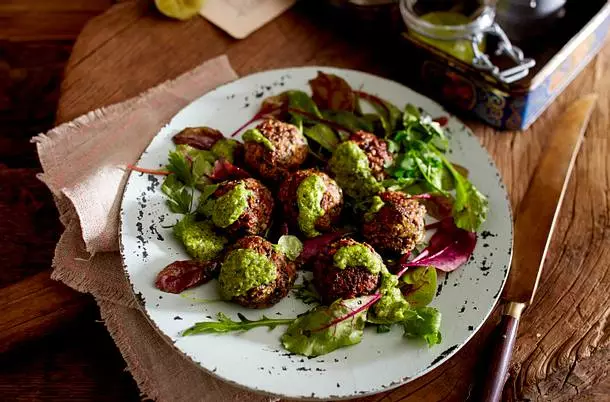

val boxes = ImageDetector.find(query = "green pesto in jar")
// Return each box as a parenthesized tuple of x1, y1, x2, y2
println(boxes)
(296, 174, 327, 238)
(218, 248, 277, 299)
(173, 215, 227, 261)
(202, 182, 252, 228)
(242, 128, 275, 151)
(328, 141, 382, 199)
(211, 138, 240, 163)
(333, 244, 385, 275)
(364, 195, 385, 222)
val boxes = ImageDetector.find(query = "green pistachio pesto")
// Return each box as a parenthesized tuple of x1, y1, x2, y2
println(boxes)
(328, 141, 382, 199)
(218, 248, 277, 299)
(173, 216, 227, 261)
(211, 138, 240, 163)
(243, 128, 275, 151)
(202, 182, 252, 228)
(296, 174, 326, 238)
(364, 195, 385, 222)
(372, 274, 413, 323)
(333, 244, 385, 275)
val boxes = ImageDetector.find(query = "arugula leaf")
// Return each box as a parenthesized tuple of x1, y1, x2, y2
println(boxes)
(303, 124, 339, 152)
(402, 307, 442, 346)
(167, 150, 194, 186)
(436, 151, 488, 232)
(277, 235, 303, 261)
(183, 312, 294, 336)
(281, 295, 378, 357)
(308, 71, 357, 112)
(401, 266, 437, 307)
(161, 174, 193, 214)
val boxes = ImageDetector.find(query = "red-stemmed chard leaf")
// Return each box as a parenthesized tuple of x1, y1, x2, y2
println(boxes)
(173, 127, 224, 150)
(155, 260, 219, 294)
(312, 294, 381, 332)
(208, 159, 251, 182)
(309, 71, 357, 112)
(397, 218, 476, 275)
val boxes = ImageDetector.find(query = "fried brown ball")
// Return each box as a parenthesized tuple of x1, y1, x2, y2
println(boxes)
(362, 191, 426, 255)
(200, 178, 274, 237)
(277, 169, 343, 238)
(312, 238, 383, 304)
(348, 131, 393, 181)
(219, 236, 296, 309)
(243, 119, 309, 181)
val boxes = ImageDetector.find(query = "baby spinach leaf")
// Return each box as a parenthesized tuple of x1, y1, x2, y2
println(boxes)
(322, 110, 374, 133)
(183, 312, 294, 335)
(401, 266, 437, 307)
(281, 295, 379, 357)
(402, 307, 442, 347)
(303, 124, 340, 152)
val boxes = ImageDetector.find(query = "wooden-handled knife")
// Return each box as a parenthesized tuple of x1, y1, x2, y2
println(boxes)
(479, 94, 598, 402)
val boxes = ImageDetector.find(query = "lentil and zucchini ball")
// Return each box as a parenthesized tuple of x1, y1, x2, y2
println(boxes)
(243, 119, 309, 181)
(362, 191, 426, 255)
(348, 130, 393, 181)
(218, 235, 296, 309)
(312, 238, 384, 304)
(277, 169, 343, 238)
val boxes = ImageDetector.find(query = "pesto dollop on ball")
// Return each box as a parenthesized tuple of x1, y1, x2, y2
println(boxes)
(277, 169, 343, 238)
(242, 119, 309, 181)
(198, 178, 274, 238)
(328, 131, 392, 199)
(312, 238, 385, 304)
(219, 236, 296, 309)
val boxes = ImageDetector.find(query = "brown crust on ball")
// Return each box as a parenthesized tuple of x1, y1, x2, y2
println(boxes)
(212, 178, 274, 237)
(277, 169, 343, 236)
(348, 131, 393, 181)
(312, 238, 381, 304)
(228, 236, 297, 309)
(243, 119, 308, 181)
(362, 191, 426, 255)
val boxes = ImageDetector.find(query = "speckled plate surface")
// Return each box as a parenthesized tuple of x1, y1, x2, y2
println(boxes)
(120, 67, 512, 400)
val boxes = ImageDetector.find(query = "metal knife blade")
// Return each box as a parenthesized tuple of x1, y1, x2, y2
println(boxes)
(503, 94, 598, 305)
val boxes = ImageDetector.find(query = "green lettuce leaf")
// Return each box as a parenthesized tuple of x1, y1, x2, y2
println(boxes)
(401, 266, 437, 307)
(281, 296, 374, 357)
(402, 307, 442, 346)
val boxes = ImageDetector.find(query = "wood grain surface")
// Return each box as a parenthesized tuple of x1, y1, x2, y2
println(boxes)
(3, 0, 609, 400)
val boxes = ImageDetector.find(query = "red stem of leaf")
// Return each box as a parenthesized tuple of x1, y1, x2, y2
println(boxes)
(354, 90, 390, 116)
(230, 112, 265, 137)
(312, 294, 382, 332)
(126, 164, 171, 176)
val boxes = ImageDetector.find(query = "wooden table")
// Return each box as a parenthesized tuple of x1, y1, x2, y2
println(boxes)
(2, 0, 610, 400)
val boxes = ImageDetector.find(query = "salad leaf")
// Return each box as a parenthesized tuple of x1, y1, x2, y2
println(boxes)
(298, 230, 351, 265)
(376, 324, 392, 333)
(401, 266, 437, 307)
(322, 110, 374, 133)
(355, 90, 402, 137)
(183, 312, 294, 336)
(175, 144, 216, 189)
(406, 219, 476, 272)
(167, 150, 194, 186)
(281, 295, 379, 357)
(292, 277, 320, 305)
(438, 152, 488, 232)
(402, 307, 442, 346)
(208, 159, 251, 182)
(308, 71, 357, 112)
(155, 259, 219, 294)
(303, 124, 340, 152)
(286, 90, 323, 119)
(161, 174, 192, 214)
(172, 126, 224, 150)
(400, 104, 449, 151)
(277, 235, 303, 261)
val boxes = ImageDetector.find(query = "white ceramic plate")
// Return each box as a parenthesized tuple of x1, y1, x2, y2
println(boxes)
(120, 67, 512, 400)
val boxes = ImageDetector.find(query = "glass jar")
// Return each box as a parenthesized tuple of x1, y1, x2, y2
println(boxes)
(399, 0, 535, 83)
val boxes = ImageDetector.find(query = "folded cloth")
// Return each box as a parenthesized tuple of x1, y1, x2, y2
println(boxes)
(33, 55, 275, 402)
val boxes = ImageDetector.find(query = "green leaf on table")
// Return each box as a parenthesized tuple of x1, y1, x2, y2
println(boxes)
(402, 306, 442, 346)
(401, 266, 437, 307)
(161, 174, 193, 214)
(183, 312, 294, 335)
(277, 235, 303, 261)
(281, 296, 376, 357)
(303, 124, 340, 152)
